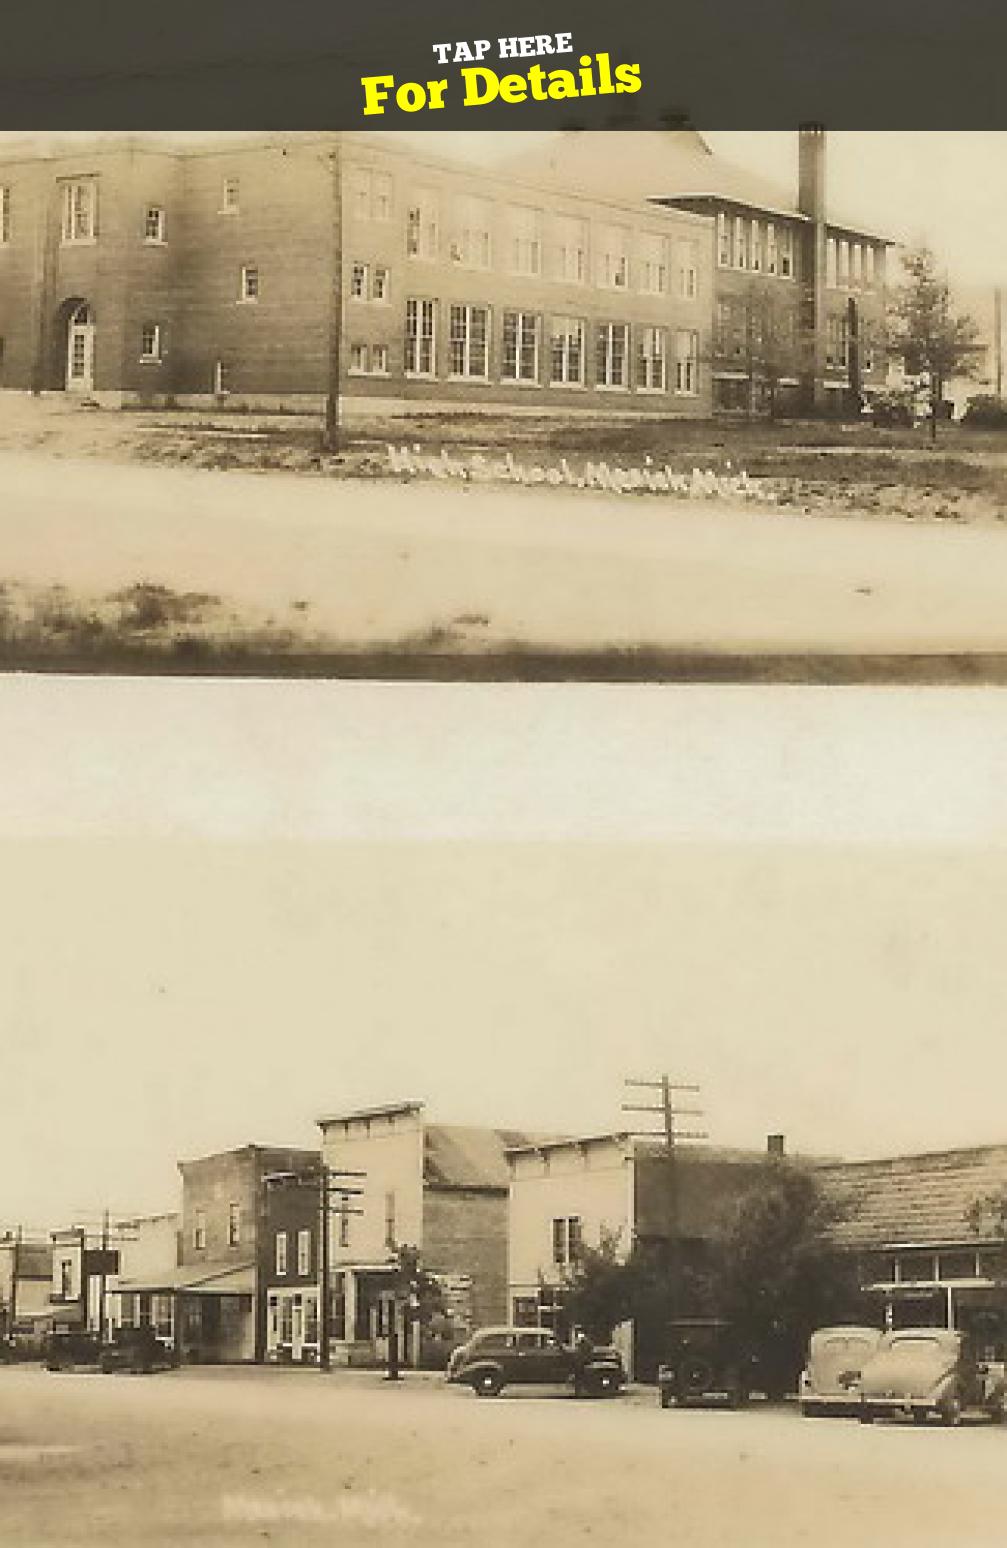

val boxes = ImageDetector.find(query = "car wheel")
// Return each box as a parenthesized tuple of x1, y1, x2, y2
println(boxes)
(590, 1370, 619, 1398)
(858, 1406, 875, 1424)
(473, 1370, 503, 1398)
(659, 1385, 673, 1409)
(938, 1395, 962, 1428)
(912, 1410, 929, 1426)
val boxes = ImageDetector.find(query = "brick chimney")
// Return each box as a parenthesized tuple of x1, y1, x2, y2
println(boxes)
(798, 124, 826, 221)
(767, 1133, 786, 1158)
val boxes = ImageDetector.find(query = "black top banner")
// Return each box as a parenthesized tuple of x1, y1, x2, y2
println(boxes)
(2, 0, 1005, 130)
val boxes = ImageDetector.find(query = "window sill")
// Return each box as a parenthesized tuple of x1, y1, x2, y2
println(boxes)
(218, 208, 240, 216)
(139, 357, 163, 365)
(549, 381, 587, 390)
(143, 238, 167, 247)
(61, 237, 97, 248)
(595, 384, 630, 393)
(236, 298, 259, 306)
(500, 378, 542, 388)
(637, 386, 668, 396)
(447, 375, 492, 385)
(348, 370, 391, 378)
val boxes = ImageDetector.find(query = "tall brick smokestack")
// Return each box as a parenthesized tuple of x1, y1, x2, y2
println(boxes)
(798, 124, 827, 411)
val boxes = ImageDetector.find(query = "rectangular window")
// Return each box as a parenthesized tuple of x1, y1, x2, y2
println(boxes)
(221, 177, 240, 213)
(826, 312, 850, 371)
(597, 224, 629, 289)
(59, 1258, 74, 1299)
(304, 1292, 319, 1345)
(551, 1216, 583, 1266)
(451, 195, 492, 270)
(749, 218, 762, 273)
(384, 1191, 397, 1248)
(372, 342, 389, 375)
(864, 244, 876, 288)
(406, 189, 438, 260)
(279, 1296, 293, 1344)
(61, 180, 97, 244)
(766, 222, 778, 276)
(140, 323, 162, 361)
(675, 329, 699, 395)
(734, 216, 748, 271)
(227, 1202, 240, 1247)
(508, 204, 543, 277)
(372, 266, 390, 302)
(826, 236, 837, 289)
(596, 322, 629, 388)
(144, 205, 165, 243)
(405, 297, 436, 376)
(448, 303, 489, 379)
(349, 168, 392, 222)
(155, 1295, 172, 1337)
(120, 1291, 136, 1327)
(549, 315, 585, 385)
(637, 325, 667, 391)
(275, 1232, 288, 1276)
(297, 1228, 311, 1276)
(0, 186, 10, 244)
(716, 212, 732, 268)
(193, 1209, 206, 1251)
(675, 239, 698, 300)
(338, 1203, 351, 1249)
(502, 310, 540, 383)
(240, 265, 259, 302)
(350, 262, 368, 299)
(549, 213, 587, 283)
(349, 342, 369, 374)
(779, 226, 794, 278)
(851, 242, 862, 288)
(837, 238, 850, 287)
(637, 232, 668, 296)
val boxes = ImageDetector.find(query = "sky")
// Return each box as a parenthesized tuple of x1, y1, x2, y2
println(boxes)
(5, 679, 1007, 1232)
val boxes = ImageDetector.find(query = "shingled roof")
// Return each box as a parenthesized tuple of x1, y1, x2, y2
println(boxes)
(423, 1125, 561, 1191)
(817, 1145, 1007, 1250)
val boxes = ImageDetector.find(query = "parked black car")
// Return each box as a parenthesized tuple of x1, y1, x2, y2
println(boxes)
(657, 1318, 767, 1408)
(446, 1326, 625, 1398)
(99, 1325, 177, 1375)
(44, 1328, 103, 1372)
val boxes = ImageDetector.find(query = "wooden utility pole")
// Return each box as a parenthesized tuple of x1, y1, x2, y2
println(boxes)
(995, 287, 1003, 403)
(622, 1076, 707, 1312)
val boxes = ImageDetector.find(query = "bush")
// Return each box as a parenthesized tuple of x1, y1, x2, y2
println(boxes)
(963, 394, 1007, 429)
(868, 389, 915, 428)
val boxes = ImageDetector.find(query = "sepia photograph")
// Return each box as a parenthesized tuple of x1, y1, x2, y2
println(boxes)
(1, 128, 1007, 681)
(3, 679, 1007, 1544)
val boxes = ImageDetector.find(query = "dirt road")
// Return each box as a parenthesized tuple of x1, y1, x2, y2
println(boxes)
(4, 446, 1007, 660)
(1, 1365, 1003, 1548)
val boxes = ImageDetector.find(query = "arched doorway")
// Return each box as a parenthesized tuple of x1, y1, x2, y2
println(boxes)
(65, 301, 95, 393)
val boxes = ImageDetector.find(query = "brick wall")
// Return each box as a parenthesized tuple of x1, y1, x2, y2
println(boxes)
(422, 1186, 509, 1329)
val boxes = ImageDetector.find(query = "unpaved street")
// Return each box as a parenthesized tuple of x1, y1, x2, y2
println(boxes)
(0, 1365, 1004, 1548)
(5, 447, 1007, 658)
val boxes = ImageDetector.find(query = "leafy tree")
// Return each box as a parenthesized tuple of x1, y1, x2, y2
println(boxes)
(888, 245, 983, 442)
(706, 1159, 863, 1393)
(560, 1227, 640, 1342)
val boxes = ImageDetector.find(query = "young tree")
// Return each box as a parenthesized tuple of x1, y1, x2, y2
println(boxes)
(560, 1228, 638, 1343)
(889, 245, 982, 442)
(707, 1159, 863, 1395)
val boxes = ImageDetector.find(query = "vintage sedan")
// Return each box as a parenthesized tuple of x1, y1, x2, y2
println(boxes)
(799, 1325, 884, 1417)
(446, 1326, 625, 1398)
(858, 1328, 1007, 1426)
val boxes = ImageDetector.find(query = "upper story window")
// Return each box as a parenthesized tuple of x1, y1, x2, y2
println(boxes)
(448, 303, 489, 379)
(864, 244, 876, 289)
(0, 187, 10, 245)
(826, 236, 837, 288)
(551, 1215, 583, 1266)
(716, 212, 731, 268)
(144, 205, 165, 243)
(227, 1202, 241, 1246)
(765, 222, 778, 276)
(548, 213, 587, 284)
(637, 232, 668, 296)
(675, 329, 699, 395)
(637, 325, 667, 391)
(405, 297, 436, 376)
(61, 179, 97, 244)
(837, 237, 850, 288)
(406, 189, 438, 261)
(451, 194, 492, 270)
(275, 1231, 288, 1276)
(549, 315, 585, 386)
(502, 309, 540, 383)
(749, 218, 763, 274)
(508, 204, 542, 278)
(596, 322, 629, 387)
(733, 216, 749, 271)
(675, 239, 698, 300)
(193, 1208, 207, 1251)
(778, 226, 794, 279)
(349, 167, 393, 223)
(850, 241, 863, 288)
(221, 177, 240, 214)
(240, 264, 259, 302)
(59, 1257, 74, 1299)
(297, 1228, 311, 1276)
(596, 224, 629, 290)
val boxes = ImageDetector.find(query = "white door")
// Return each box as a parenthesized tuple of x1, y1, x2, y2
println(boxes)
(66, 303, 95, 393)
